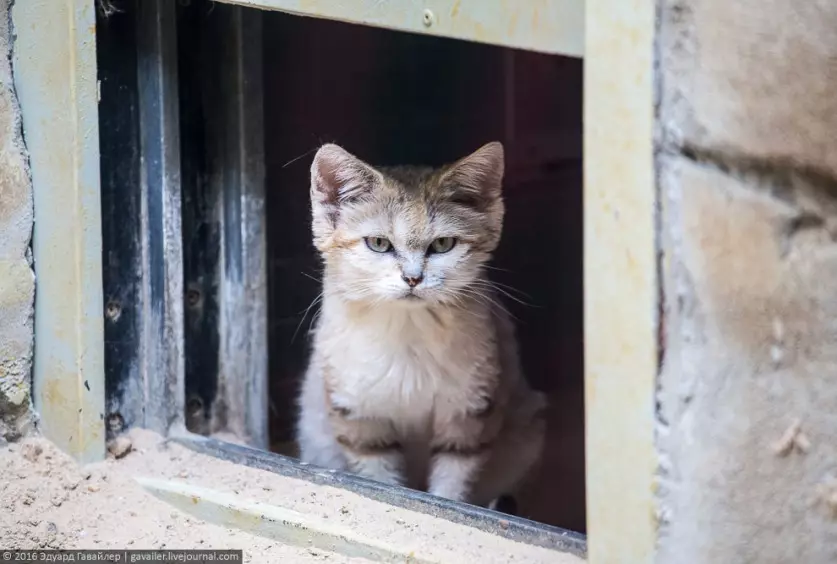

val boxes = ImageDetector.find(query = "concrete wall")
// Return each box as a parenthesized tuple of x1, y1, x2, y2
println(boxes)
(657, 1, 837, 562)
(0, 0, 34, 441)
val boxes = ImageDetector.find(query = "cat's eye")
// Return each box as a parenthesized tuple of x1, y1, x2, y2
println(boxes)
(428, 237, 457, 254)
(365, 236, 393, 253)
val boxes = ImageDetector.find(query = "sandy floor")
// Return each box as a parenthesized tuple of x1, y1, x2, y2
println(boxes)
(0, 430, 582, 563)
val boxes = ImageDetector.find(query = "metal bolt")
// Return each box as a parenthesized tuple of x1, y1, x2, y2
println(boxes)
(107, 412, 125, 433)
(422, 9, 435, 27)
(186, 288, 202, 307)
(187, 395, 204, 415)
(105, 300, 122, 321)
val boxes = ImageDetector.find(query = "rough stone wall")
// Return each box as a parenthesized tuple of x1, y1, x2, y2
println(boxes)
(657, 1, 837, 562)
(0, 0, 34, 441)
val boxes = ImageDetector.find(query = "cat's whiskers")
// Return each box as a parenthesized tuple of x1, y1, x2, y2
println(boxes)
(456, 286, 517, 321)
(479, 277, 533, 301)
(482, 264, 512, 273)
(281, 147, 319, 169)
(292, 292, 324, 343)
(300, 270, 323, 283)
(470, 279, 534, 307)
(453, 287, 494, 312)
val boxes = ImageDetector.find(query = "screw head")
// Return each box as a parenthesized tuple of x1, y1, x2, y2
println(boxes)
(105, 300, 122, 321)
(422, 9, 435, 27)
(107, 413, 124, 433)
(186, 287, 202, 307)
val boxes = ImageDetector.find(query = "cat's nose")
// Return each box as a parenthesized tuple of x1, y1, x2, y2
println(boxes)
(402, 274, 423, 288)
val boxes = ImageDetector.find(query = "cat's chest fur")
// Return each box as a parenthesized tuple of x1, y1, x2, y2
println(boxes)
(317, 301, 495, 425)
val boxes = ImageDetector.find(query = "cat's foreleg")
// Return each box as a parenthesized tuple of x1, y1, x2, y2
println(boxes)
(427, 447, 488, 502)
(428, 397, 502, 503)
(329, 407, 407, 486)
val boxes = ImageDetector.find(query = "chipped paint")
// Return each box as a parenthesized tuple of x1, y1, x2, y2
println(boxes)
(583, 0, 657, 562)
(213, 0, 583, 57)
(12, 0, 106, 462)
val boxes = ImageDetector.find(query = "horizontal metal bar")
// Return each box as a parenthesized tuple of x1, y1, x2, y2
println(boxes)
(213, 0, 584, 58)
(173, 433, 587, 557)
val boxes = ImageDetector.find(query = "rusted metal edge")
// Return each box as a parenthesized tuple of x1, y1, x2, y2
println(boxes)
(173, 434, 588, 557)
(12, 0, 106, 462)
(212, 0, 584, 58)
(136, 477, 439, 563)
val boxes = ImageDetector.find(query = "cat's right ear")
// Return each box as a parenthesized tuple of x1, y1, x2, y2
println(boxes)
(310, 144, 379, 209)
(310, 144, 380, 249)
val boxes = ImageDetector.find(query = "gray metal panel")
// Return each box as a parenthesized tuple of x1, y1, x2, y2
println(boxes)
(205, 5, 269, 449)
(135, 0, 186, 434)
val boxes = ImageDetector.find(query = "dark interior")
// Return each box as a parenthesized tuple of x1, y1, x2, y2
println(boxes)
(261, 13, 585, 532)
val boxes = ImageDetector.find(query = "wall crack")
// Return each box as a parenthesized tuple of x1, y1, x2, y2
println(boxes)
(668, 143, 837, 257)
(676, 144, 837, 207)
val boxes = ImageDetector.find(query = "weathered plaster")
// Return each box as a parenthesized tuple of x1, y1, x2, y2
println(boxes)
(660, 0, 837, 177)
(0, 0, 35, 441)
(658, 1, 837, 562)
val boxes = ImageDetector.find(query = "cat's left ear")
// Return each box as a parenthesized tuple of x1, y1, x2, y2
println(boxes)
(438, 141, 505, 209)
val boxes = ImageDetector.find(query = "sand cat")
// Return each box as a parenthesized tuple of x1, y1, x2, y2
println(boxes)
(296, 141, 545, 509)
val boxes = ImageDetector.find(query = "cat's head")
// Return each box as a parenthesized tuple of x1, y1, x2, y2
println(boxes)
(310, 142, 505, 306)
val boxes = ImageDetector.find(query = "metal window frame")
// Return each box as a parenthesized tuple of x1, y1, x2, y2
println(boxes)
(216, 0, 584, 58)
(93, 0, 268, 447)
(96, 0, 187, 438)
(14, 0, 658, 561)
(13, 0, 106, 464)
(584, 0, 657, 562)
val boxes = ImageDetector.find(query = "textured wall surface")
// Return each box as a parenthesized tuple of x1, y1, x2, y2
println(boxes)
(0, 0, 34, 441)
(657, 1, 837, 562)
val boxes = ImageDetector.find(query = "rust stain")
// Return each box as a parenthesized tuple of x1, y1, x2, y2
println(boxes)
(470, 22, 490, 42)
(450, 0, 461, 18)
(43, 378, 68, 408)
(625, 248, 637, 272)
(227, 508, 263, 529)
(506, 8, 521, 38)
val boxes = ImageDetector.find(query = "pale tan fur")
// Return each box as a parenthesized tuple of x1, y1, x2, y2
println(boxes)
(296, 142, 546, 507)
